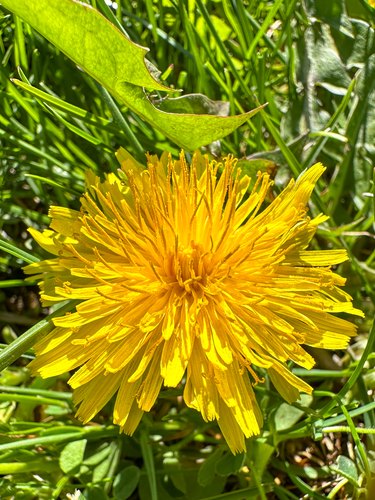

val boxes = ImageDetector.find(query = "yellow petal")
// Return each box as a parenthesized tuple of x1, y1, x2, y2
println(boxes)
(217, 398, 246, 454)
(269, 362, 313, 404)
(73, 372, 122, 423)
(183, 345, 219, 421)
(136, 345, 163, 411)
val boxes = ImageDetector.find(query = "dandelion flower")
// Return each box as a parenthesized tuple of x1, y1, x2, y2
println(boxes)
(25, 150, 362, 453)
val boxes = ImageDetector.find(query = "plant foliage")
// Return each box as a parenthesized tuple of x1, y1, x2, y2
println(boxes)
(0, 0, 374, 498)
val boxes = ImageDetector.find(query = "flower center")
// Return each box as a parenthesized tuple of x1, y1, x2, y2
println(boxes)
(173, 242, 208, 294)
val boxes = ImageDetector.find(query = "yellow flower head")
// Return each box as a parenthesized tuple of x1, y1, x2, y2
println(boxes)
(25, 150, 362, 453)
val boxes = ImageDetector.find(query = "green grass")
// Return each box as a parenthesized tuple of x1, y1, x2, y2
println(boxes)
(0, 1, 374, 499)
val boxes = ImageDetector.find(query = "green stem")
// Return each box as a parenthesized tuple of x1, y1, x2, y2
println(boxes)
(322, 426, 375, 435)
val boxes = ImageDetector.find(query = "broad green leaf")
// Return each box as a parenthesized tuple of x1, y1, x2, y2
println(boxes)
(157, 93, 230, 116)
(306, 0, 352, 35)
(198, 447, 225, 487)
(333, 455, 358, 483)
(3, 0, 167, 91)
(274, 394, 313, 432)
(59, 438, 87, 474)
(85, 486, 108, 500)
(274, 402, 304, 432)
(109, 81, 262, 150)
(83, 442, 113, 467)
(113, 465, 141, 499)
(246, 440, 275, 479)
(86, 441, 119, 483)
(163, 453, 187, 494)
(2, 0, 262, 150)
(215, 451, 245, 476)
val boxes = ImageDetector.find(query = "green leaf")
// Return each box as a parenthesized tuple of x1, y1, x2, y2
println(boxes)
(84, 486, 108, 500)
(334, 455, 359, 483)
(197, 447, 225, 487)
(246, 440, 275, 479)
(274, 394, 313, 432)
(215, 451, 245, 476)
(113, 465, 141, 499)
(59, 438, 87, 474)
(162, 454, 187, 494)
(3, 0, 166, 91)
(83, 442, 113, 467)
(0, 237, 39, 264)
(113, 82, 262, 150)
(2, 0, 262, 150)
(306, 0, 353, 35)
(157, 94, 230, 116)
